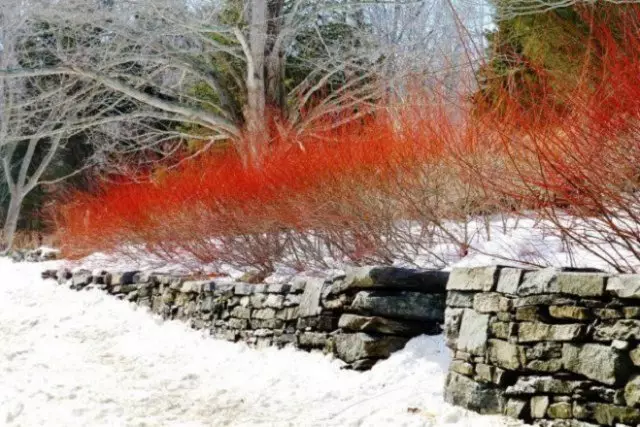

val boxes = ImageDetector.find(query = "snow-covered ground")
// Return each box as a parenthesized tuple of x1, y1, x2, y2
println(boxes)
(0, 259, 522, 427)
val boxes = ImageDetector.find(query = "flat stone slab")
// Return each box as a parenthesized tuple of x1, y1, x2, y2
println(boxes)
(349, 290, 444, 321)
(334, 333, 408, 363)
(607, 275, 640, 299)
(447, 266, 500, 292)
(562, 343, 631, 386)
(456, 309, 490, 355)
(444, 372, 505, 414)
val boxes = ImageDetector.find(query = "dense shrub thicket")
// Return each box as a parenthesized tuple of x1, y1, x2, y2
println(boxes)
(56, 6, 640, 273)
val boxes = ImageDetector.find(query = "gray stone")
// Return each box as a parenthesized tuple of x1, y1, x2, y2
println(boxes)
(446, 291, 475, 308)
(475, 363, 494, 383)
(623, 307, 640, 318)
(231, 306, 251, 319)
(592, 403, 640, 426)
(349, 291, 444, 321)
(488, 339, 524, 370)
(180, 280, 206, 293)
(457, 309, 490, 355)
(450, 360, 475, 376)
(252, 308, 276, 320)
(489, 321, 510, 340)
(553, 272, 606, 297)
(562, 343, 630, 386)
(298, 278, 324, 317)
(606, 275, 640, 299)
(594, 319, 640, 341)
(525, 342, 563, 359)
(518, 322, 584, 342)
(531, 395, 550, 419)
(284, 294, 301, 307)
(625, 375, 640, 407)
(276, 307, 299, 321)
(341, 266, 449, 293)
(334, 333, 408, 363)
(473, 293, 505, 313)
(266, 284, 291, 293)
(338, 314, 437, 336)
(506, 376, 587, 395)
(264, 294, 285, 309)
(549, 305, 591, 321)
(516, 306, 541, 321)
(274, 333, 297, 347)
(518, 268, 560, 296)
(234, 283, 254, 296)
(593, 308, 622, 320)
(298, 332, 328, 348)
(514, 294, 576, 308)
(296, 315, 337, 331)
(72, 270, 92, 288)
(445, 308, 464, 346)
(249, 294, 266, 308)
(630, 347, 640, 366)
(249, 318, 284, 329)
(497, 268, 524, 295)
(504, 399, 528, 418)
(547, 402, 572, 419)
(228, 318, 248, 329)
(526, 359, 563, 373)
(444, 372, 505, 414)
(447, 266, 499, 292)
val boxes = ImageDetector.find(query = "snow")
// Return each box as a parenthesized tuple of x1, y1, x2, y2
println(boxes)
(0, 259, 522, 427)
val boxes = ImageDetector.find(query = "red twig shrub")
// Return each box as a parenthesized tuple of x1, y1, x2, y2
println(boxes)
(56, 5, 640, 272)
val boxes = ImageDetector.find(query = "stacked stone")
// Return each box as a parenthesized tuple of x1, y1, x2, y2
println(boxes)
(326, 266, 448, 369)
(44, 265, 448, 370)
(444, 265, 640, 427)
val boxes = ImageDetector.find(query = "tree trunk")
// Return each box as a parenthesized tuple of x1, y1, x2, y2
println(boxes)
(3, 193, 23, 251)
(244, 0, 269, 162)
(265, 0, 286, 113)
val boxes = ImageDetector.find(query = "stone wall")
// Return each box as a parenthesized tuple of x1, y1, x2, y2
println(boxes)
(44, 266, 447, 370)
(444, 265, 640, 426)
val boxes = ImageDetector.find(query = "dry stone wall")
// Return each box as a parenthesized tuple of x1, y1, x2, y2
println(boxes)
(444, 265, 640, 427)
(43, 266, 447, 370)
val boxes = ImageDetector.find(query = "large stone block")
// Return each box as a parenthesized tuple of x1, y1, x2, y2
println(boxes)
(506, 376, 587, 395)
(592, 403, 640, 426)
(334, 333, 408, 363)
(606, 274, 640, 299)
(496, 268, 525, 295)
(488, 339, 525, 370)
(349, 291, 444, 321)
(562, 343, 631, 386)
(553, 272, 607, 297)
(447, 266, 500, 292)
(518, 322, 584, 343)
(456, 309, 490, 355)
(338, 314, 438, 336)
(444, 372, 505, 414)
(531, 395, 550, 419)
(625, 375, 640, 407)
(518, 268, 560, 296)
(593, 319, 640, 341)
(339, 266, 449, 293)
(298, 277, 325, 317)
(473, 293, 509, 313)
(446, 291, 475, 308)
